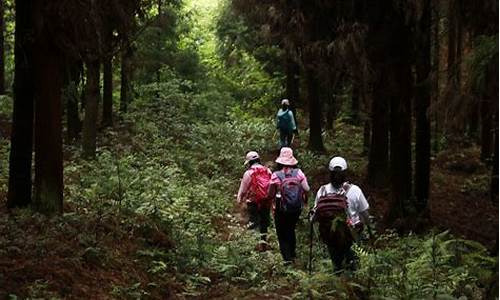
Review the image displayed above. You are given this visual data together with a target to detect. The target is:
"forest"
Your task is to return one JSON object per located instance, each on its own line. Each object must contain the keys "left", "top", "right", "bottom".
{"left": 0, "top": 0, "right": 498, "bottom": 299}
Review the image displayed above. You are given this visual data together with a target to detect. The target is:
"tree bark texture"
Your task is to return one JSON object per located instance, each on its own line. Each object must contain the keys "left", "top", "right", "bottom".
{"left": 491, "top": 119, "right": 498, "bottom": 203}
{"left": 102, "top": 56, "right": 113, "bottom": 126}
{"left": 367, "top": 74, "right": 389, "bottom": 187}
{"left": 365, "top": 1, "right": 391, "bottom": 188}
{"left": 389, "top": 60, "right": 413, "bottom": 221}
{"left": 306, "top": 69, "right": 325, "bottom": 153}
{"left": 364, "top": 0, "right": 412, "bottom": 220}
{"left": 432, "top": 0, "right": 441, "bottom": 153}
{"left": 32, "top": 2, "right": 64, "bottom": 214}
{"left": 7, "top": 0, "right": 34, "bottom": 208}
{"left": 363, "top": 119, "right": 371, "bottom": 156}
{"left": 82, "top": 61, "right": 100, "bottom": 159}
{"left": 415, "top": 0, "right": 432, "bottom": 211}
{"left": 480, "top": 99, "right": 493, "bottom": 161}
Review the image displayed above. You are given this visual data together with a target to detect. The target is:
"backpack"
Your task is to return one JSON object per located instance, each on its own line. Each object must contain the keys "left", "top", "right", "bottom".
{"left": 277, "top": 169, "right": 304, "bottom": 213}
{"left": 277, "top": 110, "right": 293, "bottom": 132}
{"left": 315, "top": 183, "right": 351, "bottom": 222}
{"left": 250, "top": 166, "right": 271, "bottom": 206}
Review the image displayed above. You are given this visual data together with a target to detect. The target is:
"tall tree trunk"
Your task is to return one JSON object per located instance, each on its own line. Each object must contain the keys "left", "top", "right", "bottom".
{"left": 306, "top": 69, "right": 325, "bottom": 153}
{"left": 65, "top": 62, "right": 82, "bottom": 143}
{"left": 367, "top": 75, "right": 389, "bottom": 187}
{"left": 102, "top": 55, "right": 113, "bottom": 126}
{"left": 65, "top": 80, "right": 81, "bottom": 142}
{"left": 388, "top": 59, "right": 413, "bottom": 221}
{"left": 80, "top": 68, "right": 86, "bottom": 110}
{"left": 480, "top": 99, "right": 493, "bottom": 161}
{"left": 285, "top": 55, "right": 300, "bottom": 105}
{"left": 481, "top": 59, "right": 498, "bottom": 161}
{"left": 365, "top": 2, "right": 391, "bottom": 188}
{"left": 415, "top": 0, "right": 432, "bottom": 212}
{"left": 7, "top": 0, "right": 34, "bottom": 209}
{"left": 491, "top": 117, "right": 498, "bottom": 203}
{"left": 0, "top": 0, "right": 5, "bottom": 94}
{"left": 32, "top": 4, "right": 63, "bottom": 214}
{"left": 447, "top": 0, "right": 457, "bottom": 83}
{"left": 82, "top": 61, "right": 100, "bottom": 159}
{"left": 432, "top": 0, "right": 441, "bottom": 153}
{"left": 363, "top": 119, "right": 371, "bottom": 156}
{"left": 468, "top": 105, "right": 479, "bottom": 140}
{"left": 120, "top": 45, "right": 132, "bottom": 113}
{"left": 325, "top": 95, "right": 336, "bottom": 131}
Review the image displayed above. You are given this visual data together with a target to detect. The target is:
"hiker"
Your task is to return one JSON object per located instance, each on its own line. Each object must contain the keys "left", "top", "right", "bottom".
{"left": 276, "top": 99, "right": 297, "bottom": 148}
{"left": 310, "top": 156, "right": 371, "bottom": 272}
{"left": 237, "top": 151, "right": 272, "bottom": 241}
{"left": 267, "top": 147, "right": 310, "bottom": 264}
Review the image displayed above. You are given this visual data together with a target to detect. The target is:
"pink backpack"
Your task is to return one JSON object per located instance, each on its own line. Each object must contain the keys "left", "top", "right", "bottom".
{"left": 250, "top": 167, "right": 271, "bottom": 206}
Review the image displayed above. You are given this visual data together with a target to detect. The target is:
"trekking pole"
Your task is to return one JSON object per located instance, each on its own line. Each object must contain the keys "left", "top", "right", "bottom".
{"left": 291, "top": 133, "right": 295, "bottom": 145}
{"left": 308, "top": 218, "right": 314, "bottom": 275}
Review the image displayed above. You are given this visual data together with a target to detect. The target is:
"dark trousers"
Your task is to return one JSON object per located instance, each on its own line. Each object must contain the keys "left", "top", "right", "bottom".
{"left": 279, "top": 129, "right": 293, "bottom": 148}
{"left": 274, "top": 209, "right": 301, "bottom": 261}
{"left": 319, "top": 220, "right": 360, "bottom": 272}
{"left": 247, "top": 202, "right": 270, "bottom": 239}
{"left": 327, "top": 245, "right": 357, "bottom": 272}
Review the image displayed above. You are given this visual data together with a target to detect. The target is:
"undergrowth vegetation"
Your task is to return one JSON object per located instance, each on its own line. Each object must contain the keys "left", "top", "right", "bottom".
{"left": 0, "top": 2, "right": 497, "bottom": 299}
{"left": 58, "top": 65, "right": 498, "bottom": 298}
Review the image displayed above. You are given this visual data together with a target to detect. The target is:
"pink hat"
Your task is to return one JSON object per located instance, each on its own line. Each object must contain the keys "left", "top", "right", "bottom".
{"left": 275, "top": 147, "right": 298, "bottom": 166}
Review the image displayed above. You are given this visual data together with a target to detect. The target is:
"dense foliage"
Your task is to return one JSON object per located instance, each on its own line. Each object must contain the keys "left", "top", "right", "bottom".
{"left": 0, "top": 0, "right": 497, "bottom": 299}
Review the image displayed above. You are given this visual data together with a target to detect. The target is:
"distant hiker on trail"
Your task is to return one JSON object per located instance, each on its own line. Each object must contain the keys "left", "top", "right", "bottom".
{"left": 237, "top": 151, "right": 272, "bottom": 242}
{"left": 267, "top": 147, "right": 310, "bottom": 264}
{"left": 310, "top": 157, "right": 371, "bottom": 273}
{"left": 276, "top": 99, "right": 297, "bottom": 148}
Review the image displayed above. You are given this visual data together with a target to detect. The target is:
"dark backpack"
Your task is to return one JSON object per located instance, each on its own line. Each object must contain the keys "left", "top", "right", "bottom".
{"left": 250, "top": 166, "right": 271, "bottom": 206}
{"left": 277, "top": 169, "right": 304, "bottom": 213}
{"left": 277, "top": 110, "right": 293, "bottom": 132}
{"left": 315, "top": 183, "right": 351, "bottom": 222}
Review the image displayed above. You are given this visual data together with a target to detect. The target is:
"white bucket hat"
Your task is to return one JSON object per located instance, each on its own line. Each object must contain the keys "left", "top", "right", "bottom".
{"left": 275, "top": 147, "right": 298, "bottom": 166}
{"left": 281, "top": 99, "right": 290, "bottom": 106}
{"left": 244, "top": 151, "right": 260, "bottom": 165}
{"left": 328, "top": 156, "right": 347, "bottom": 171}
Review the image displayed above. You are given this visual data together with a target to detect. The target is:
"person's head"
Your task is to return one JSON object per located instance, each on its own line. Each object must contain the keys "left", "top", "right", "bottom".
{"left": 281, "top": 98, "right": 290, "bottom": 110}
{"left": 244, "top": 151, "right": 260, "bottom": 167}
{"left": 328, "top": 156, "right": 347, "bottom": 188}
{"left": 275, "top": 147, "right": 298, "bottom": 167}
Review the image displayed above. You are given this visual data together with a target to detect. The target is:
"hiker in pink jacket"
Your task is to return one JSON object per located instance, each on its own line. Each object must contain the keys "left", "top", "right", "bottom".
{"left": 267, "top": 147, "right": 310, "bottom": 264}
{"left": 237, "top": 151, "right": 272, "bottom": 241}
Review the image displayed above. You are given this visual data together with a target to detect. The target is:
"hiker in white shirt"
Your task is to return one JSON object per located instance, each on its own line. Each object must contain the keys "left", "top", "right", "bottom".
{"left": 311, "top": 156, "right": 371, "bottom": 272}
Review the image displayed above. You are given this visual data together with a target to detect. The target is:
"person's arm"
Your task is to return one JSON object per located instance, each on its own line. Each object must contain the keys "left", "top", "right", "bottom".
{"left": 309, "top": 187, "right": 324, "bottom": 221}
{"left": 359, "top": 209, "right": 370, "bottom": 225}
{"left": 267, "top": 183, "right": 277, "bottom": 200}
{"left": 298, "top": 170, "right": 310, "bottom": 192}
{"left": 289, "top": 110, "right": 297, "bottom": 131}
{"left": 237, "top": 170, "right": 252, "bottom": 203}
{"left": 276, "top": 110, "right": 280, "bottom": 129}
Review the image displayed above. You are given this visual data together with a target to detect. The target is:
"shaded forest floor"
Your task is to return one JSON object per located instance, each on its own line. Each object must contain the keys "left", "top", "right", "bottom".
{"left": 0, "top": 99, "right": 497, "bottom": 299}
